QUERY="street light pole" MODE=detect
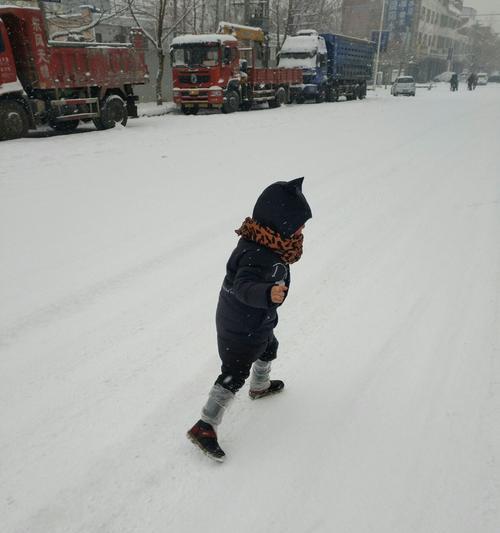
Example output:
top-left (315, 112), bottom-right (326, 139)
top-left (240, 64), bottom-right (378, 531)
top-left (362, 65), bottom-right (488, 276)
top-left (373, 0), bottom-right (387, 90)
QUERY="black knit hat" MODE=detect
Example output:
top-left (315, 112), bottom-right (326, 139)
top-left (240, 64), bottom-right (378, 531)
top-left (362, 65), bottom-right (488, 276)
top-left (252, 177), bottom-right (312, 238)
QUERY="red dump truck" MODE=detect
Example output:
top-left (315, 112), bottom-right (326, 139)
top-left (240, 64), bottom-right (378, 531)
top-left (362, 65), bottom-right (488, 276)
top-left (170, 22), bottom-right (302, 114)
top-left (0, 6), bottom-right (148, 140)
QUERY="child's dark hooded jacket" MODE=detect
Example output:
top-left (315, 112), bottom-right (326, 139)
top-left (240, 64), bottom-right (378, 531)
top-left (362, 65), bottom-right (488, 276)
top-left (216, 178), bottom-right (312, 344)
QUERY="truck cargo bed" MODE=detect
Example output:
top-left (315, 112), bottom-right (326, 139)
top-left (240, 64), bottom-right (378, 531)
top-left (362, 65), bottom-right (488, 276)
top-left (322, 33), bottom-right (375, 82)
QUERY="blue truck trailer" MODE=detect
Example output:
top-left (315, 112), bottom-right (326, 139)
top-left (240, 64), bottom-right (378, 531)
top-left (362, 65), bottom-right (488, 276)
top-left (278, 30), bottom-right (375, 103)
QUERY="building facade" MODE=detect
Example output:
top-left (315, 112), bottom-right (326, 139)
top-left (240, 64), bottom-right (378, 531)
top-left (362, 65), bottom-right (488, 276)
top-left (413, 0), bottom-right (469, 80)
top-left (341, 0), bottom-right (486, 82)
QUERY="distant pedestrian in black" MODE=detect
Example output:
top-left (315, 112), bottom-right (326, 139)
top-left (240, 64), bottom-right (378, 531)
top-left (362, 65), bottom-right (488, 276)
top-left (450, 73), bottom-right (459, 91)
top-left (467, 73), bottom-right (473, 90)
top-left (187, 178), bottom-right (312, 462)
top-left (470, 73), bottom-right (478, 90)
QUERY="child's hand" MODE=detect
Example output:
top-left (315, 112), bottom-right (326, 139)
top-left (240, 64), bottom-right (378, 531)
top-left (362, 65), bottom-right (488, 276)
top-left (270, 284), bottom-right (288, 304)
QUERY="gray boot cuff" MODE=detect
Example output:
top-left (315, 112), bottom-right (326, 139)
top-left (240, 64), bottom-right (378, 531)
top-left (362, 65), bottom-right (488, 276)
top-left (250, 359), bottom-right (272, 392)
top-left (200, 384), bottom-right (235, 427)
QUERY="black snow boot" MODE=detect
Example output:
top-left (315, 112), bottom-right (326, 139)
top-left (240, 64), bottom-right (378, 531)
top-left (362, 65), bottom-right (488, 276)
top-left (249, 379), bottom-right (285, 400)
top-left (187, 420), bottom-right (225, 462)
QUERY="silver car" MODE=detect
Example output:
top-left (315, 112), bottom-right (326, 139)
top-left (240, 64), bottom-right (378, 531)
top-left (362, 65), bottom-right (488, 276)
top-left (391, 76), bottom-right (416, 96)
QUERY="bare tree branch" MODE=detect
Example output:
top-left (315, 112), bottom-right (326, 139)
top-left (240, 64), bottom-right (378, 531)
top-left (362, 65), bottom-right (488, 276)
top-left (49, 6), bottom-right (129, 40)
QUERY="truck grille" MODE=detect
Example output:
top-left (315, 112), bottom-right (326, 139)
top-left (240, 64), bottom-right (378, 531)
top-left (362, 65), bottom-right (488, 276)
top-left (179, 75), bottom-right (210, 84)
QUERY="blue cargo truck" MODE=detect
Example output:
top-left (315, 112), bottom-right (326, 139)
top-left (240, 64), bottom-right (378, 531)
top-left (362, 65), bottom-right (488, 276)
top-left (278, 30), bottom-right (375, 103)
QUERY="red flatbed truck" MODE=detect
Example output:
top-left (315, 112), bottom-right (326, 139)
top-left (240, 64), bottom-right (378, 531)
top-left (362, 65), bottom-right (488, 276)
top-left (0, 5), bottom-right (148, 140)
top-left (170, 22), bottom-right (302, 114)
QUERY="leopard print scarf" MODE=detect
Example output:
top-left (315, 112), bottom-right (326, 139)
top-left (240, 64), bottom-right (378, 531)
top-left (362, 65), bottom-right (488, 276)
top-left (235, 217), bottom-right (303, 264)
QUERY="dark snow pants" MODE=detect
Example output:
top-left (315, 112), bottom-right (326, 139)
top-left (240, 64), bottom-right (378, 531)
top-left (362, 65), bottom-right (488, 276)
top-left (215, 334), bottom-right (279, 394)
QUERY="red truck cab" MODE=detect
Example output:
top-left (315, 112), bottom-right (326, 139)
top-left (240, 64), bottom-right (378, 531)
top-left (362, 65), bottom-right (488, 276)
top-left (0, 13), bottom-right (31, 139)
top-left (170, 34), bottom-right (239, 114)
top-left (171, 23), bottom-right (302, 115)
top-left (0, 17), bottom-right (19, 90)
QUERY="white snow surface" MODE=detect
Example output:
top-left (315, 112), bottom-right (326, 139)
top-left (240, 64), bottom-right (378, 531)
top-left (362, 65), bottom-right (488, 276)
top-left (1, 85), bottom-right (500, 533)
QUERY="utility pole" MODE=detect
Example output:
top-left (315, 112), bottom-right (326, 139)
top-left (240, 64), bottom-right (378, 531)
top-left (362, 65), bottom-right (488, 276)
top-left (373, 0), bottom-right (386, 89)
top-left (244, 0), bottom-right (250, 24)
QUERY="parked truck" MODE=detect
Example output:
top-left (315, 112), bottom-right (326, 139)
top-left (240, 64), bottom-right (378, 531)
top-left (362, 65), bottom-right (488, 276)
top-left (278, 30), bottom-right (374, 103)
top-left (170, 22), bottom-right (302, 114)
top-left (0, 5), bottom-right (148, 141)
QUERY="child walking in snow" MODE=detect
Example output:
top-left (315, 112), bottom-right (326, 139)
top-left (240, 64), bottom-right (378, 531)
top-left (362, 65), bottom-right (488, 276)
top-left (187, 178), bottom-right (312, 461)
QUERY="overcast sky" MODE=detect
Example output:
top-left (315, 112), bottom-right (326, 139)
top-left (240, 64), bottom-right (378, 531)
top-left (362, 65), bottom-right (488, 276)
top-left (464, 0), bottom-right (500, 31)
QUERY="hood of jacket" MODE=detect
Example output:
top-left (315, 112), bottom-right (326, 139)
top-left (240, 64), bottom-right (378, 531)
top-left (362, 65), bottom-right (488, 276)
top-left (251, 177), bottom-right (312, 238)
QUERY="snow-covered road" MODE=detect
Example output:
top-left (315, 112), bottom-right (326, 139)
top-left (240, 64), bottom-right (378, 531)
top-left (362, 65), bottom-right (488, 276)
top-left (1, 85), bottom-right (499, 533)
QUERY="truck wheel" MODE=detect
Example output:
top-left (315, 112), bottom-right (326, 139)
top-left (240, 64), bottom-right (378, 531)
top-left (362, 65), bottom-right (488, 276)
top-left (315, 89), bottom-right (326, 104)
top-left (0, 100), bottom-right (29, 141)
top-left (222, 91), bottom-right (239, 114)
top-left (50, 120), bottom-right (80, 133)
top-left (269, 87), bottom-right (286, 108)
top-left (94, 95), bottom-right (128, 130)
top-left (326, 89), bottom-right (337, 102)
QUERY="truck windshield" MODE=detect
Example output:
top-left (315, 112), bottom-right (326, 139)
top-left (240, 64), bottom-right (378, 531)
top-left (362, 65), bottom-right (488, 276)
top-left (171, 45), bottom-right (219, 67)
top-left (280, 51), bottom-right (315, 60)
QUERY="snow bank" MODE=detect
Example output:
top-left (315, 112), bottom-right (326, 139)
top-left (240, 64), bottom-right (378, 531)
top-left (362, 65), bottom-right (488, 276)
top-left (137, 101), bottom-right (176, 117)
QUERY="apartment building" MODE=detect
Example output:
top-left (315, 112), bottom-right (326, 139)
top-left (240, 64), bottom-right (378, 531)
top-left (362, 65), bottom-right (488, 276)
top-left (414, 0), bottom-right (470, 79)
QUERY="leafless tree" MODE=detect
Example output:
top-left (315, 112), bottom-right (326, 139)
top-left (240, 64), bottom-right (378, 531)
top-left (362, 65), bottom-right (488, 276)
top-left (127, 0), bottom-right (204, 105)
top-left (37, 1), bottom-right (129, 41)
top-left (269, 0), bottom-right (342, 49)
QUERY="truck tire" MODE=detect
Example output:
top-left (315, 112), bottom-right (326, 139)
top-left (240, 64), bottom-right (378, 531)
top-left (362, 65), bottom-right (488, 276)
top-left (269, 87), bottom-right (286, 109)
top-left (326, 89), bottom-right (338, 102)
top-left (0, 100), bottom-right (29, 141)
top-left (50, 120), bottom-right (80, 133)
top-left (222, 90), bottom-right (239, 114)
top-left (93, 95), bottom-right (128, 130)
top-left (315, 89), bottom-right (326, 104)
